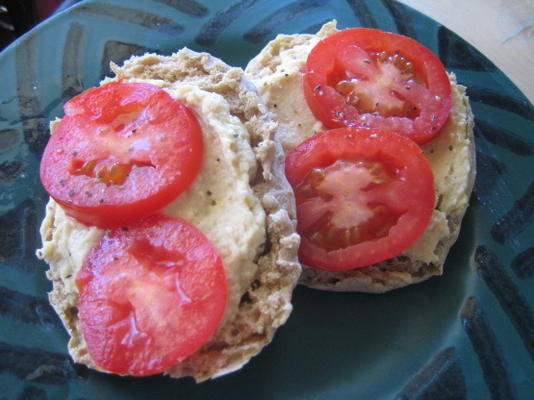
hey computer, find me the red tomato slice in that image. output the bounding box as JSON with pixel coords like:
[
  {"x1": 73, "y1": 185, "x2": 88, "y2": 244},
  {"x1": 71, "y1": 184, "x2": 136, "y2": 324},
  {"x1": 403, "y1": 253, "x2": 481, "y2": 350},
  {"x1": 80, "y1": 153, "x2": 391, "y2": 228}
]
[
  {"x1": 40, "y1": 82, "x2": 203, "y2": 228},
  {"x1": 303, "y1": 28, "x2": 452, "y2": 144},
  {"x1": 76, "y1": 214, "x2": 227, "y2": 376},
  {"x1": 285, "y1": 128, "x2": 435, "y2": 271}
]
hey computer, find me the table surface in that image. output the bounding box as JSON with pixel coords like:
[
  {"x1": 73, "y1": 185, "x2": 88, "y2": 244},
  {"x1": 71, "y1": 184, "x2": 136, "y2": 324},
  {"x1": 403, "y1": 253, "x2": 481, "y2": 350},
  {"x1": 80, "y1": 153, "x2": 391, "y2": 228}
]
[{"x1": 398, "y1": 0, "x2": 534, "y2": 105}]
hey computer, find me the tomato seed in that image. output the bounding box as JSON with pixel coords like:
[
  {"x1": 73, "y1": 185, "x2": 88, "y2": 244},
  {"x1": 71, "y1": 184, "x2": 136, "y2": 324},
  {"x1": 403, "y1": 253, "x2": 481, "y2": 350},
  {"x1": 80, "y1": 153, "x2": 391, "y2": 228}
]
[{"x1": 335, "y1": 80, "x2": 353, "y2": 95}]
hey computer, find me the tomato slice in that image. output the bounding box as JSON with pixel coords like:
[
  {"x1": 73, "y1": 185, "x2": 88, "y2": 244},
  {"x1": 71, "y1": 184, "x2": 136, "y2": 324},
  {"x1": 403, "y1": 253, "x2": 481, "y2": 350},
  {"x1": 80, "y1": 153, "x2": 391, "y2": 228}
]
[
  {"x1": 285, "y1": 128, "x2": 435, "y2": 271},
  {"x1": 40, "y1": 82, "x2": 203, "y2": 228},
  {"x1": 76, "y1": 214, "x2": 227, "y2": 376},
  {"x1": 303, "y1": 28, "x2": 452, "y2": 144}
]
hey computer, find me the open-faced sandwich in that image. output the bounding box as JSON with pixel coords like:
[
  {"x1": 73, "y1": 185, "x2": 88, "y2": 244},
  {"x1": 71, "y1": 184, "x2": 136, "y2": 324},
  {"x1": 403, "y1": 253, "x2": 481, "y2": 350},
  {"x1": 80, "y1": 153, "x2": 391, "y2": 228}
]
[
  {"x1": 36, "y1": 49, "x2": 300, "y2": 380},
  {"x1": 246, "y1": 21, "x2": 475, "y2": 293}
]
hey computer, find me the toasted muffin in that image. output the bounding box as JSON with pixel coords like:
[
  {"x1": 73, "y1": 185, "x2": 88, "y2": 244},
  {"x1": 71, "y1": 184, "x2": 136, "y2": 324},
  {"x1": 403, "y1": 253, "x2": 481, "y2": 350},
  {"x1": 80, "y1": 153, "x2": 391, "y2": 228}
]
[
  {"x1": 245, "y1": 21, "x2": 475, "y2": 292},
  {"x1": 37, "y1": 48, "x2": 301, "y2": 381}
]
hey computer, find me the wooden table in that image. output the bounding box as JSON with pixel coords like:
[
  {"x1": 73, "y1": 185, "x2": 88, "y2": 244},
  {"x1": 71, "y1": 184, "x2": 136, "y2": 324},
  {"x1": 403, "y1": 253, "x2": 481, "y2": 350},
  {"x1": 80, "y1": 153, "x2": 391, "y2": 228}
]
[{"x1": 397, "y1": 0, "x2": 534, "y2": 105}]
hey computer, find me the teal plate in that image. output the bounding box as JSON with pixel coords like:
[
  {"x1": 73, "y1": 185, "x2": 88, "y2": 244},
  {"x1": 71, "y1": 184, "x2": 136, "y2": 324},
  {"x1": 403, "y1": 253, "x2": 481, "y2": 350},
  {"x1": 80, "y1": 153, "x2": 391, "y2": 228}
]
[{"x1": 1, "y1": 1, "x2": 533, "y2": 399}]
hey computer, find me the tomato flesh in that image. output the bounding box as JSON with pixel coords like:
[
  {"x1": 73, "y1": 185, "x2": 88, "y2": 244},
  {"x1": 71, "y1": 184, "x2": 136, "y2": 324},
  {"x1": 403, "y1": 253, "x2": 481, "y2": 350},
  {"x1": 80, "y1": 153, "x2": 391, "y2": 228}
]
[
  {"x1": 303, "y1": 28, "x2": 452, "y2": 144},
  {"x1": 297, "y1": 160, "x2": 399, "y2": 252},
  {"x1": 76, "y1": 215, "x2": 227, "y2": 376},
  {"x1": 285, "y1": 128, "x2": 435, "y2": 271},
  {"x1": 40, "y1": 82, "x2": 203, "y2": 228}
]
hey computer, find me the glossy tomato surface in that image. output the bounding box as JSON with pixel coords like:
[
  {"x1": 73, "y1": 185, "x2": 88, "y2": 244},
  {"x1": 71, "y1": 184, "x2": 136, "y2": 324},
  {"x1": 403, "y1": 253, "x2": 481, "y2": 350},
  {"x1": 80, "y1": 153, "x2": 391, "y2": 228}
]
[
  {"x1": 285, "y1": 128, "x2": 435, "y2": 271},
  {"x1": 76, "y1": 214, "x2": 227, "y2": 376},
  {"x1": 303, "y1": 28, "x2": 452, "y2": 144},
  {"x1": 40, "y1": 82, "x2": 203, "y2": 228}
]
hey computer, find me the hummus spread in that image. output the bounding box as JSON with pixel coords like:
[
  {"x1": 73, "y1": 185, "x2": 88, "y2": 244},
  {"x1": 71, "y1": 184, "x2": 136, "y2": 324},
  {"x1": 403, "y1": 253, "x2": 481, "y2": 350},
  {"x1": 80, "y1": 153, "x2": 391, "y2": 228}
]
[
  {"x1": 37, "y1": 80, "x2": 266, "y2": 327},
  {"x1": 245, "y1": 21, "x2": 473, "y2": 266}
]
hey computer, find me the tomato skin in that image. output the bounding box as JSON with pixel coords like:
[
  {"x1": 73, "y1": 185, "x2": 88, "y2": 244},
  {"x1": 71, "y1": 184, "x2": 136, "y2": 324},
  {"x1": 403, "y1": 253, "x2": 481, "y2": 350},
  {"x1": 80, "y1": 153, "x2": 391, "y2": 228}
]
[
  {"x1": 285, "y1": 128, "x2": 435, "y2": 271},
  {"x1": 76, "y1": 214, "x2": 227, "y2": 376},
  {"x1": 40, "y1": 82, "x2": 203, "y2": 228},
  {"x1": 303, "y1": 28, "x2": 452, "y2": 144}
]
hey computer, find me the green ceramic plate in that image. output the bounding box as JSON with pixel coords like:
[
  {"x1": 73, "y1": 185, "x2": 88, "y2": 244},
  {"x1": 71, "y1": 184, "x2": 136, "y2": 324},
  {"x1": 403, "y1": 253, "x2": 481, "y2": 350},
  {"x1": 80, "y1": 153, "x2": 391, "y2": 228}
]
[{"x1": 1, "y1": 1, "x2": 533, "y2": 399}]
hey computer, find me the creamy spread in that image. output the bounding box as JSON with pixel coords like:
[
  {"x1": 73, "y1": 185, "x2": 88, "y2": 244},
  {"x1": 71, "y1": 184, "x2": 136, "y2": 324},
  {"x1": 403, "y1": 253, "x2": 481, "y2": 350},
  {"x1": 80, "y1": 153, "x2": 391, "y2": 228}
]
[
  {"x1": 246, "y1": 23, "x2": 334, "y2": 154},
  {"x1": 37, "y1": 81, "x2": 266, "y2": 326},
  {"x1": 246, "y1": 20, "x2": 472, "y2": 265}
]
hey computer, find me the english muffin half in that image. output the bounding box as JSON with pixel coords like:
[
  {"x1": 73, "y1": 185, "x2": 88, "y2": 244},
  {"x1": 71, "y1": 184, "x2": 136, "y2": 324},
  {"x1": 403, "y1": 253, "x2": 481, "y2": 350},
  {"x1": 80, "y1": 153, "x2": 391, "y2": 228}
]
[
  {"x1": 246, "y1": 21, "x2": 475, "y2": 292},
  {"x1": 37, "y1": 48, "x2": 300, "y2": 381}
]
